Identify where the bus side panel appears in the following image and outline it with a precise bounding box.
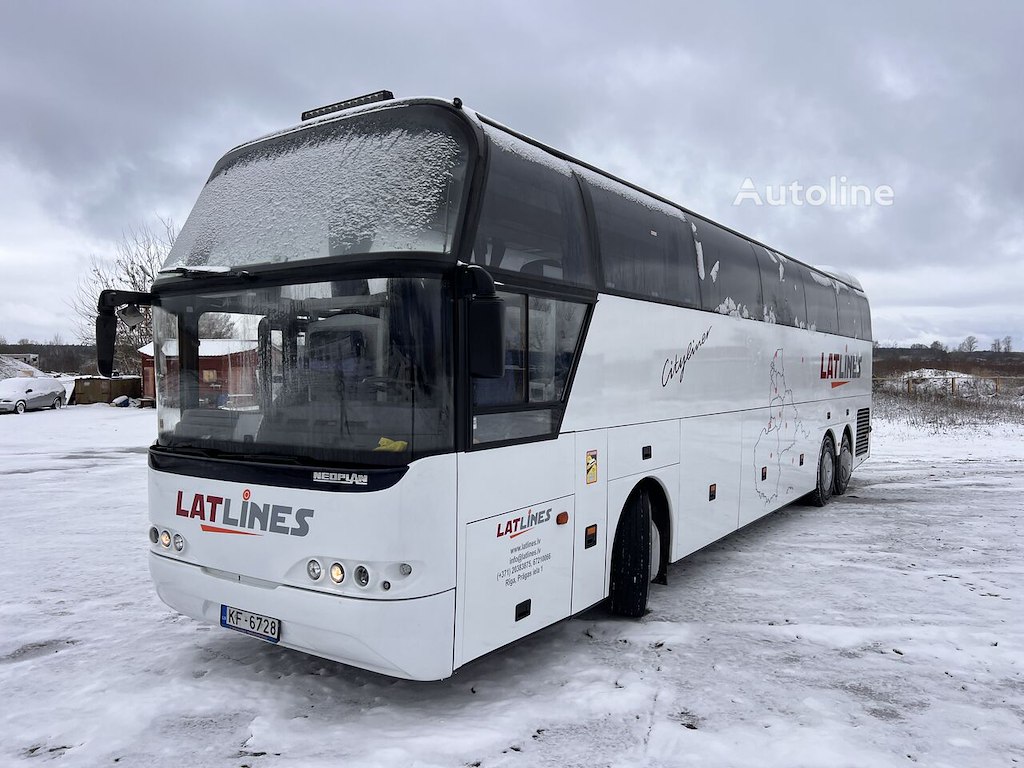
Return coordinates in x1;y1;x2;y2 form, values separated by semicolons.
454;436;575;668
675;413;743;560
739;405;817;528
460;496;574;664
572;430;609;614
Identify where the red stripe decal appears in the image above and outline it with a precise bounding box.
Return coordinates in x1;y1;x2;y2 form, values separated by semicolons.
831;381;850;388
200;524;260;536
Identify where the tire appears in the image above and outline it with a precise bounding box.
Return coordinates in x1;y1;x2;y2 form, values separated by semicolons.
609;488;652;617
14;400;26;415
809;433;836;507
52;396;63;410
834;432;853;495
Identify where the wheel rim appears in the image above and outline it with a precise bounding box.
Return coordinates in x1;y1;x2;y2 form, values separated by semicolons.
820;444;834;490
839;440;853;486
649;520;661;583
15;401;25;414
54;397;62;409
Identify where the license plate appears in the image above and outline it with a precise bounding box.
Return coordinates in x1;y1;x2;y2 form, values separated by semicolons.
220;605;281;643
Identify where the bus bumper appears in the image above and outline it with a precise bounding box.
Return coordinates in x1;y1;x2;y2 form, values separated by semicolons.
149;552;455;681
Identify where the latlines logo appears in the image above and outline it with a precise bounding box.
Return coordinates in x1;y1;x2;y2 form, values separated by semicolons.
175;489;314;537
819;352;863;388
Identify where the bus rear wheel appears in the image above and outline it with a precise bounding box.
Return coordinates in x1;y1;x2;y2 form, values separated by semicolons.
609;488;653;618
810;434;836;507
834;432;853;495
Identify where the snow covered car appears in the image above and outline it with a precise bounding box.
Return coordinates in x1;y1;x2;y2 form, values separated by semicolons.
0;377;66;414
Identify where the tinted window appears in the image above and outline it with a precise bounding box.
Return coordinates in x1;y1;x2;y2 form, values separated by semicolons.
472;291;588;445
837;282;862;338
692;220;763;319
756;247;807;328
582;174;699;307
472;129;594;287
854;292;872;340
804;270;840;334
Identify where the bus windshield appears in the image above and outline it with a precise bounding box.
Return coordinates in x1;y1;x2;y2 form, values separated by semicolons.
163;105;470;270
152;274;453;467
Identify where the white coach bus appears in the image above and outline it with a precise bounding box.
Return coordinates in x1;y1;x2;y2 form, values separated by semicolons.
97;92;872;680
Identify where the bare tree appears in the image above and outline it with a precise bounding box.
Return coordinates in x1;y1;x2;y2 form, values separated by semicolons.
70;221;174;374
70;219;235;375
930;340;947;353
1003;336;1013;353
991;339;1002;352
958;335;979;353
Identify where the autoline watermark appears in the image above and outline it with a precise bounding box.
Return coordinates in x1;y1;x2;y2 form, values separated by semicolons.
733;176;894;207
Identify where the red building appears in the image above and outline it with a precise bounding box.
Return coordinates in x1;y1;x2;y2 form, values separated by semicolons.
139;340;259;406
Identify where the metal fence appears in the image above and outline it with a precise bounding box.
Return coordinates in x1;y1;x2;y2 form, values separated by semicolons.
873;376;1024;397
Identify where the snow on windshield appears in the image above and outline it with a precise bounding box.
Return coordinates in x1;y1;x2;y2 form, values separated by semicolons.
165;107;469;270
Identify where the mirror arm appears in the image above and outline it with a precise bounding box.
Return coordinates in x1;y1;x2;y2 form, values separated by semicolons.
97;289;154;312
95;290;155;378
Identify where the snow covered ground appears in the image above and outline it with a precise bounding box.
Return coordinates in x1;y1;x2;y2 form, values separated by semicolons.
1;405;1022;767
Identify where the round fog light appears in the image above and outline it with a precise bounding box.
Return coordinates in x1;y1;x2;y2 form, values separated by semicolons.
330;563;345;584
399;563;413;576
148;527;159;544
173;533;185;552
306;559;322;581
355;565;369;587
160;530;171;548
382;580;391;591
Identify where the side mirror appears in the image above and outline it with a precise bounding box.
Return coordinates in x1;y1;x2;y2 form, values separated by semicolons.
462;264;505;379
96;311;118;378
468;296;506;378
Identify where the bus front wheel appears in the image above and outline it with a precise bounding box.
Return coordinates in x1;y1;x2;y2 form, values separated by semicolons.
609;488;653;618
810;434;836;507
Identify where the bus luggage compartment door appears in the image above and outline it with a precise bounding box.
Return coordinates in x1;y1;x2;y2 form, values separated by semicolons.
461;495;574;663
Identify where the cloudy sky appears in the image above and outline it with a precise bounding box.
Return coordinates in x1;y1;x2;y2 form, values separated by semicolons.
1;1;1021;348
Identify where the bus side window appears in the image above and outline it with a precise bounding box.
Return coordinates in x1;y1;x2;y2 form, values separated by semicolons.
472;293;526;407
836;283;861;338
756;246;807;328
804;270;840;334
585;175;700;308
855;291;872;340
692;220;764;320
473;129;595;288
471;293;588;445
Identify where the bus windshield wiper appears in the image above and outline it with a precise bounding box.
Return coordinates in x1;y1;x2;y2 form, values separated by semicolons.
164;443;220;458
159;265;252;279
167;443;302;465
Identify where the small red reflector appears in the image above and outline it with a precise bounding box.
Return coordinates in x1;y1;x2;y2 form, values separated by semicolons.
556;511;569;525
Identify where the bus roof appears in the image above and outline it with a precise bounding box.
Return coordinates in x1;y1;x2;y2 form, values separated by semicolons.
223;95;865;295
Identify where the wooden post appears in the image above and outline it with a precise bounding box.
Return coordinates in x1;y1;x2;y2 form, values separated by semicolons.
951;377;956;396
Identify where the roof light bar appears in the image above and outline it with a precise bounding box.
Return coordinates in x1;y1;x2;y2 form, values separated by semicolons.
301;90;395;122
